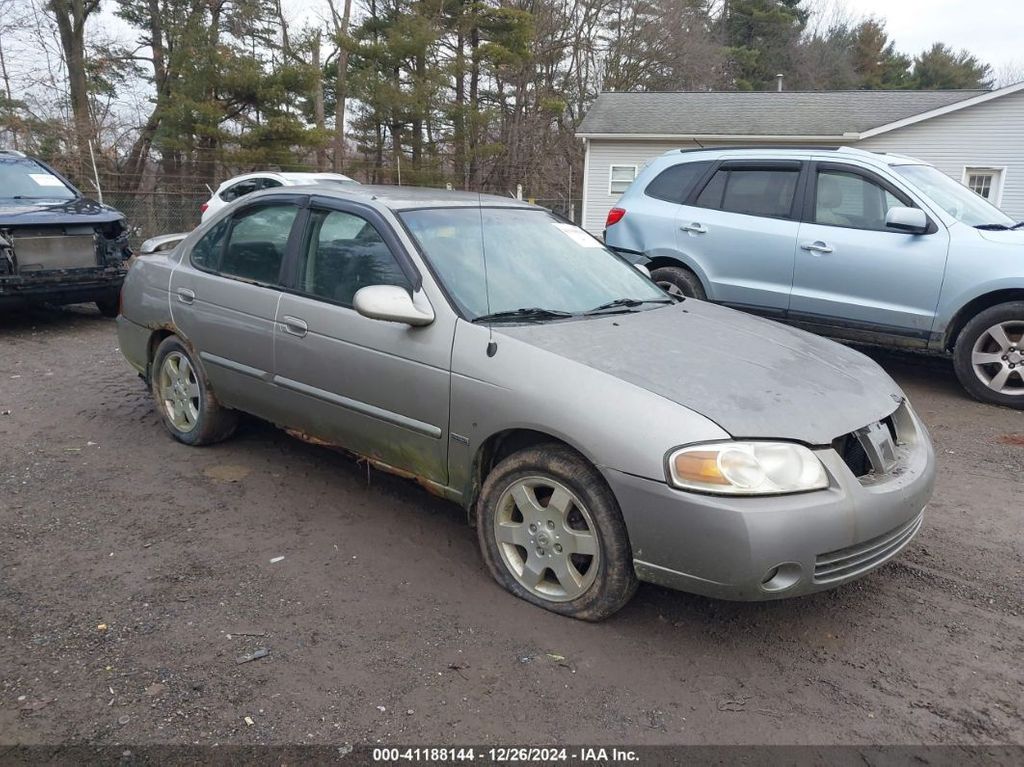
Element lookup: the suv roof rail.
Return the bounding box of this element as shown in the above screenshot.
[675,145,854,154]
[0,149,27,158]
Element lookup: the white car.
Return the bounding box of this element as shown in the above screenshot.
[200,171,358,222]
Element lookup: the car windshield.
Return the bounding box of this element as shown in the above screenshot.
[399,207,668,321]
[892,164,1014,228]
[0,157,76,201]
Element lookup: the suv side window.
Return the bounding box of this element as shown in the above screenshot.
[299,209,411,305]
[813,168,907,231]
[215,204,298,285]
[694,166,800,219]
[645,161,713,204]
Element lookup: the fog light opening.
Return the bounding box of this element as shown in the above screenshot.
[760,562,803,593]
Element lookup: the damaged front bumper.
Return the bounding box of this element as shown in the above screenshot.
[0,227,131,307]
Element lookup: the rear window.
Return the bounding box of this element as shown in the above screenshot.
[695,167,800,219]
[644,161,713,204]
[0,157,76,201]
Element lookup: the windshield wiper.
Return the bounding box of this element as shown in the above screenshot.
[584,297,675,315]
[1012,222,1024,230]
[975,223,1011,230]
[471,307,575,324]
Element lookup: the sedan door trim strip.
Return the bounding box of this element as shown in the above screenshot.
[200,352,273,382]
[272,375,443,439]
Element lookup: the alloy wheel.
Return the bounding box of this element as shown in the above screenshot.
[158,351,201,431]
[492,476,600,602]
[971,321,1024,396]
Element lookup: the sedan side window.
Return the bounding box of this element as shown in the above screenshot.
[221,179,259,202]
[814,170,904,231]
[218,204,298,285]
[190,218,230,270]
[299,209,411,306]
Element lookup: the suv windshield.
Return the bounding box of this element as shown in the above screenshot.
[399,207,667,321]
[892,164,1014,228]
[0,157,76,201]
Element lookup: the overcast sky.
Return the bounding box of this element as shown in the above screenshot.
[844,0,1021,78]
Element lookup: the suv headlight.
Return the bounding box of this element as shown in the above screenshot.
[667,441,829,495]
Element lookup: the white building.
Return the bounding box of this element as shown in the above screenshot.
[578,84,1024,234]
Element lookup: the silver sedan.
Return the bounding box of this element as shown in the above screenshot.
[116,186,936,620]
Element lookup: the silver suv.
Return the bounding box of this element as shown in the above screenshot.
[604,147,1024,408]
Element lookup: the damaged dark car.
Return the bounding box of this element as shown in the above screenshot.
[0,150,132,316]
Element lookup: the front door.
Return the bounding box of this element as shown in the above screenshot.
[272,198,454,485]
[676,160,805,314]
[789,163,950,341]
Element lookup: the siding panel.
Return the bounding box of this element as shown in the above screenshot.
[583,140,698,232]
[858,90,1024,220]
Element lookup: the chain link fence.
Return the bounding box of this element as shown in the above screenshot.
[102,191,207,249]
[99,188,581,250]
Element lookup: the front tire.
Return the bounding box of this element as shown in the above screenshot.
[476,444,638,621]
[650,265,706,300]
[151,335,238,445]
[953,301,1024,408]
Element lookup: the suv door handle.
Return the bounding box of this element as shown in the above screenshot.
[176,288,195,304]
[281,315,308,338]
[680,222,707,234]
[800,241,833,254]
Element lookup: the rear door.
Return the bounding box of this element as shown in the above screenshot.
[789,162,949,341]
[271,196,454,485]
[169,196,304,422]
[676,160,806,314]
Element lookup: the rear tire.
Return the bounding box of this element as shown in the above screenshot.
[476,443,638,621]
[650,265,706,300]
[95,295,119,318]
[151,335,238,445]
[953,301,1024,408]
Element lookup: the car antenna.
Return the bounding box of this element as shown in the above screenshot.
[479,191,498,357]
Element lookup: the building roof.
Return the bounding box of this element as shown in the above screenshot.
[577,90,987,138]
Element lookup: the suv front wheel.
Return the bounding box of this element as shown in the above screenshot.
[953,301,1024,408]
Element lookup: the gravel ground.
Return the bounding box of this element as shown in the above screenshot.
[0,304,1022,747]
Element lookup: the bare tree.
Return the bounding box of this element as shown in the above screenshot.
[46,0,101,161]
[326,0,352,172]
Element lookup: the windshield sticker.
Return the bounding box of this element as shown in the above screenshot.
[29,173,67,188]
[552,222,602,248]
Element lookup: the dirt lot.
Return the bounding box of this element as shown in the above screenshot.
[0,304,1022,747]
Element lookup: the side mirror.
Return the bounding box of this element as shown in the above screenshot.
[353,285,435,327]
[634,263,651,277]
[886,207,928,234]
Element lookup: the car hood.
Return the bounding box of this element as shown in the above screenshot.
[976,228,1024,245]
[497,300,904,444]
[0,197,125,226]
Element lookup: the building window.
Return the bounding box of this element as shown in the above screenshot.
[609,165,637,195]
[963,167,1004,204]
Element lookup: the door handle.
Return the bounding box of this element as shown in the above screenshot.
[680,222,707,234]
[800,241,834,254]
[176,288,195,304]
[281,315,308,338]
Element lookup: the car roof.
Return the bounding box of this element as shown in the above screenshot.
[263,184,537,211]
[277,171,354,181]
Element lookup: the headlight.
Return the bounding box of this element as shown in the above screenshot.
[667,441,829,495]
